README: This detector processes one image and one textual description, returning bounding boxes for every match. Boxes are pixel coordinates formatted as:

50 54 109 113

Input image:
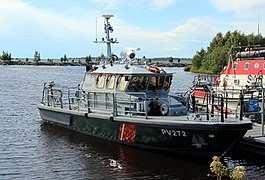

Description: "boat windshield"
148 76 164 90
128 76 149 91
116 75 129 91
96 75 105 89
106 75 116 89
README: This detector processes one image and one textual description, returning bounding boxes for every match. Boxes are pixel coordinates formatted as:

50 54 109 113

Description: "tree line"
190 31 265 74
1 49 190 65
0 50 94 65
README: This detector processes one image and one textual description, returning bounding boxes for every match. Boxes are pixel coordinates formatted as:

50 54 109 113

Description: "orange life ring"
146 66 164 73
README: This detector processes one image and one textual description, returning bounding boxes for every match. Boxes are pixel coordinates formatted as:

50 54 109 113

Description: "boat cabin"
80 62 186 116
81 63 172 99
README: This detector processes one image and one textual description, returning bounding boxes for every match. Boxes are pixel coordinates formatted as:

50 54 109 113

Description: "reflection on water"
0 65 264 179
40 123 209 179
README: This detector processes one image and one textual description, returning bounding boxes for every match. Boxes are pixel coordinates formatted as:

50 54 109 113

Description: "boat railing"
187 90 232 122
188 85 265 124
41 83 185 119
41 83 79 109
41 83 149 118
41 82 264 123
192 74 221 87
85 91 148 118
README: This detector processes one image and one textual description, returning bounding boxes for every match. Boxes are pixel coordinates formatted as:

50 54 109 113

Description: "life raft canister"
146 65 164 73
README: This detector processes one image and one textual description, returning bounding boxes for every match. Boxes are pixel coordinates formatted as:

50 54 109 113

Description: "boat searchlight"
125 48 141 60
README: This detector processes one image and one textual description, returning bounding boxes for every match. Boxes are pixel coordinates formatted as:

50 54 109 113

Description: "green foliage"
85 55 92 63
47 58 53 64
168 57 173 63
34 51 41 64
1 51 12 61
192 48 206 69
60 54 68 63
64 54 68 63
184 65 191 71
96 56 101 63
208 156 246 180
191 31 265 74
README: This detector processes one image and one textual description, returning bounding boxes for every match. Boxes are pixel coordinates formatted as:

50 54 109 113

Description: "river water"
0 65 265 179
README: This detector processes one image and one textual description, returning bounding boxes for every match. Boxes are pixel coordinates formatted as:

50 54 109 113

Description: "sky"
0 0 264 59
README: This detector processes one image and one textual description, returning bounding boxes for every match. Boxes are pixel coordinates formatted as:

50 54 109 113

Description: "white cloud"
0 0 98 57
173 17 219 38
112 16 219 57
90 0 121 10
0 0 94 35
210 0 264 18
151 0 178 11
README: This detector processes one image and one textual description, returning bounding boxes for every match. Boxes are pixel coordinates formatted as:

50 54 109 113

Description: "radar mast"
94 15 119 58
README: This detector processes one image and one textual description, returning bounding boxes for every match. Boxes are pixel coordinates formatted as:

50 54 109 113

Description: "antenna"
95 17 97 42
94 15 119 58
258 14 259 35
257 11 261 43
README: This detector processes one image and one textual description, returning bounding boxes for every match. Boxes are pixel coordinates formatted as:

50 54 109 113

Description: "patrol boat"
38 15 252 157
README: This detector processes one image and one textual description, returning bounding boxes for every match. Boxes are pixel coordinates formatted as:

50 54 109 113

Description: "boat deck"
244 123 264 137
237 123 265 155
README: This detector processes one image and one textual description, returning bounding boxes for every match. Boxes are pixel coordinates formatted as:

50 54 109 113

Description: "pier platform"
236 123 265 155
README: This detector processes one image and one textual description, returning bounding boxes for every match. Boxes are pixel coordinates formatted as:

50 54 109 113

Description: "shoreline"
0 60 191 67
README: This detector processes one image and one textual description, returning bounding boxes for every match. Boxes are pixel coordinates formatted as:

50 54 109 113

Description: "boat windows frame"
96 74 106 89
127 75 149 91
106 75 116 89
116 75 130 91
148 76 164 90
244 62 250 70
254 62 259 69
233 62 238 70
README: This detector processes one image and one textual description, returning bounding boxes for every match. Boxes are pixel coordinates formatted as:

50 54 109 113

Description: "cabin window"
106 75 116 89
128 76 149 91
233 62 238 70
164 76 172 91
116 75 129 91
96 75 105 89
254 63 259 69
148 76 164 90
244 62 250 70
